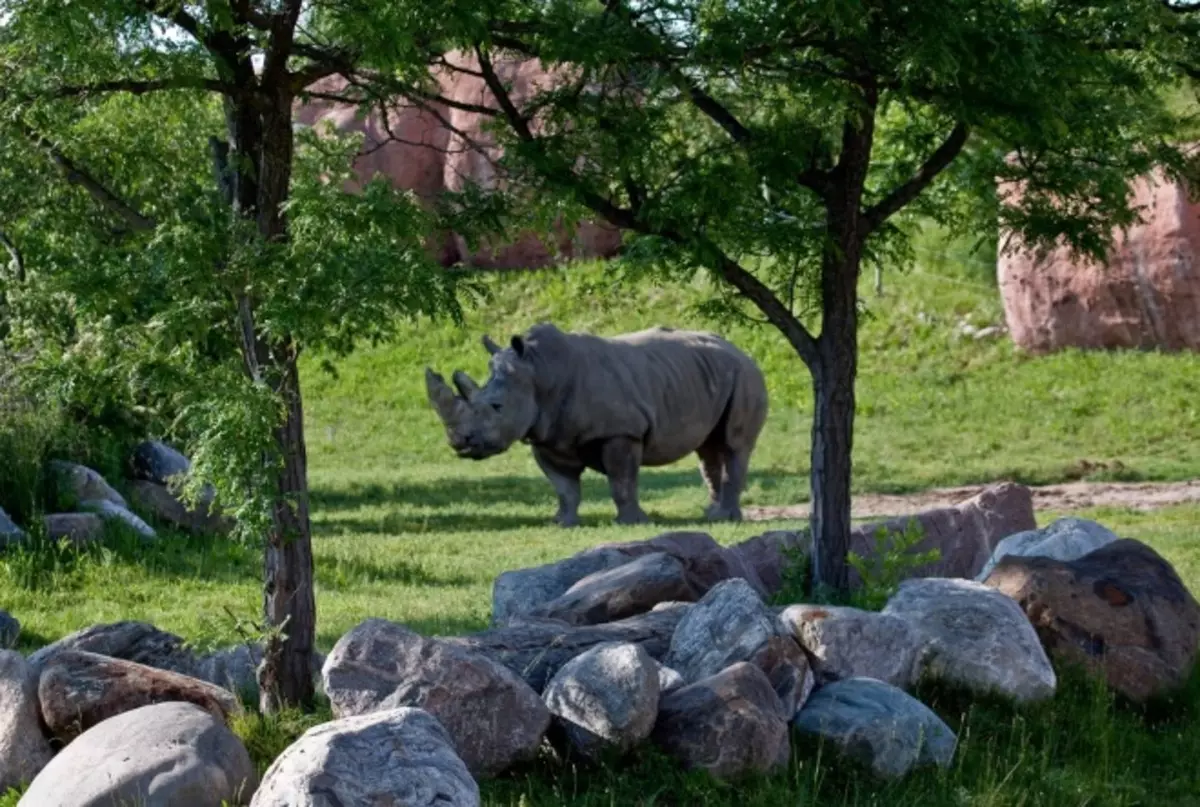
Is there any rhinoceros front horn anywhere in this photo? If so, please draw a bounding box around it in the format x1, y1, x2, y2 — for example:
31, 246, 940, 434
425, 368, 464, 425
452, 370, 481, 401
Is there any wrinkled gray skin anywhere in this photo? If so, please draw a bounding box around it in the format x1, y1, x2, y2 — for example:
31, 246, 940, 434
426, 323, 768, 526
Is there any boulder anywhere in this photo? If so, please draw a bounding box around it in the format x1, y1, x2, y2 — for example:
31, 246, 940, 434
38, 650, 242, 743
28, 621, 197, 674
665, 579, 813, 715
18, 702, 256, 807
656, 662, 685, 695
793, 677, 957, 779
195, 644, 263, 697
984, 539, 1200, 702
78, 498, 156, 539
975, 517, 1120, 582
542, 642, 660, 756
128, 480, 235, 537
249, 708, 479, 807
446, 603, 690, 692
0, 611, 19, 649
0, 506, 25, 547
998, 168, 1200, 353
529, 552, 699, 625
0, 651, 54, 792
652, 662, 790, 779
43, 513, 105, 546
130, 440, 191, 484
849, 482, 1036, 583
883, 578, 1056, 702
492, 546, 637, 625
49, 461, 126, 509
323, 618, 550, 776
724, 530, 810, 597
780, 604, 923, 689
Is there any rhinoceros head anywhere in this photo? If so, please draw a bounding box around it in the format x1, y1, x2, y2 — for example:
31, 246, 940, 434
425, 334, 539, 460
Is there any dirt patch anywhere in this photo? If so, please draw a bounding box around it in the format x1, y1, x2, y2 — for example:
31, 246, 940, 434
745, 479, 1200, 523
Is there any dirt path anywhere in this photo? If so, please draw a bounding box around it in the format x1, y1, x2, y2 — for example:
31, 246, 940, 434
744, 479, 1200, 522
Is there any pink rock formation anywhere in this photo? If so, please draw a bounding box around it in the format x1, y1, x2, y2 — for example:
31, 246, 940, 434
998, 169, 1200, 352
293, 53, 623, 270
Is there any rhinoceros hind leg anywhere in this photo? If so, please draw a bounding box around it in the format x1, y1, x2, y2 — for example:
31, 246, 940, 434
601, 438, 650, 525
704, 446, 747, 522
533, 448, 583, 528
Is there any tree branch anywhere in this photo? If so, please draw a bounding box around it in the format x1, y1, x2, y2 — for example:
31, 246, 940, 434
861, 121, 969, 233
48, 77, 231, 98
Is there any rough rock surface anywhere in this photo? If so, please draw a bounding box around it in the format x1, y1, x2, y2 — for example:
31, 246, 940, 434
542, 642, 659, 755
793, 677, 957, 779
985, 538, 1200, 702
195, 644, 264, 697
665, 579, 813, 714
38, 650, 242, 743
530, 552, 699, 625
249, 708, 479, 807
131, 440, 192, 484
652, 662, 790, 779
657, 662, 685, 695
0, 651, 53, 792
79, 498, 156, 539
323, 618, 550, 776
0, 506, 25, 547
49, 461, 126, 508
43, 513, 105, 546
129, 480, 234, 536
18, 702, 256, 807
28, 620, 197, 673
447, 604, 690, 692
848, 482, 1037, 583
492, 545, 638, 625
0, 611, 19, 649
725, 530, 810, 596
883, 578, 1056, 702
998, 168, 1200, 353
975, 517, 1120, 582
780, 605, 923, 689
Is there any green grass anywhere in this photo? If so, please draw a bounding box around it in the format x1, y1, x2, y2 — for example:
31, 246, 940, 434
3, 249, 1200, 805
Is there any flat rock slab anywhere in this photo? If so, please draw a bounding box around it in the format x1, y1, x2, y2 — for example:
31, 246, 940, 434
79, 499, 156, 539
652, 661, 790, 780
38, 650, 242, 743
445, 604, 690, 693
543, 642, 660, 756
324, 618, 549, 777
128, 480, 234, 536
883, 578, 1056, 703
530, 552, 698, 625
985, 538, 1200, 702
781, 604, 922, 689
794, 677, 957, 779
28, 621, 198, 674
975, 516, 1119, 582
250, 707, 479, 807
19, 701, 256, 807
0, 651, 53, 792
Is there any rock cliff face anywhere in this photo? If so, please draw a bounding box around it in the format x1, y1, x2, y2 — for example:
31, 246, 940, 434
998, 169, 1200, 353
293, 51, 623, 270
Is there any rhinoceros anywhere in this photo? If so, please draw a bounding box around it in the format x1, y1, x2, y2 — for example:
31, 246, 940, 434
425, 323, 768, 526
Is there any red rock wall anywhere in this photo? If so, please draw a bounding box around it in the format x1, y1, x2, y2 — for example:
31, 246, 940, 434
998, 170, 1200, 353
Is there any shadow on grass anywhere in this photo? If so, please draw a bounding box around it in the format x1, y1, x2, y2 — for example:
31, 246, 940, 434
319, 553, 476, 589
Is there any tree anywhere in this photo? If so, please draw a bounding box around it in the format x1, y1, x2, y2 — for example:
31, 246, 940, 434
361, 0, 1200, 592
0, 1, 462, 710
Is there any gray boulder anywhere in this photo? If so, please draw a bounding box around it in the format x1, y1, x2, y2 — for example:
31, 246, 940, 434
793, 677, 957, 779
530, 552, 699, 625
43, 513, 105, 546
38, 650, 242, 743
542, 642, 660, 756
665, 578, 813, 715
250, 708, 479, 807
18, 702, 257, 807
49, 461, 126, 509
0, 651, 53, 792
78, 498, 156, 539
131, 440, 191, 484
493, 546, 638, 625
128, 480, 234, 537
0, 506, 25, 547
975, 517, 1120, 582
883, 578, 1056, 702
324, 618, 550, 776
652, 661, 790, 779
0, 611, 19, 649
28, 620, 197, 673
780, 604, 923, 689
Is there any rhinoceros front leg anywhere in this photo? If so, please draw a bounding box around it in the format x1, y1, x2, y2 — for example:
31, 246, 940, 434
601, 437, 650, 525
533, 448, 583, 527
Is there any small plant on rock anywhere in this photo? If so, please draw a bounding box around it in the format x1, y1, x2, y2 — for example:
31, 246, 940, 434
848, 520, 941, 611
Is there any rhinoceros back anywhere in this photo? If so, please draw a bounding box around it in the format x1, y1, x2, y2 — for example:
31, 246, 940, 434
521, 324, 767, 466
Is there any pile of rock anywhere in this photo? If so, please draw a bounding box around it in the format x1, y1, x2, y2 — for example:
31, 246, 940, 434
0, 440, 233, 549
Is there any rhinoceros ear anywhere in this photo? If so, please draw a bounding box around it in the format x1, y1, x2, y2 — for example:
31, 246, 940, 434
510, 335, 526, 358
452, 369, 481, 401
425, 368, 463, 424
481, 335, 502, 355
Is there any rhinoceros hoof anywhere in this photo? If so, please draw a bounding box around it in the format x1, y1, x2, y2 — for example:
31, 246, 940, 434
615, 509, 651, 526
705, 505, 743, 523
553, 514, 582, 528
